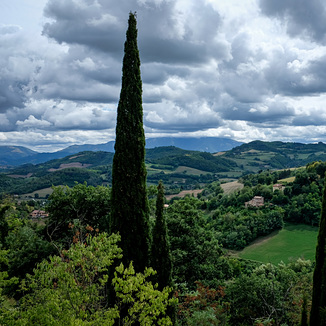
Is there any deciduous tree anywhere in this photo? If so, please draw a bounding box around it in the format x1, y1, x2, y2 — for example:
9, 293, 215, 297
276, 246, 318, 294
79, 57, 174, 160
46, 183, 110, 246
3, 233, 175, 325
166, 197, 224, 288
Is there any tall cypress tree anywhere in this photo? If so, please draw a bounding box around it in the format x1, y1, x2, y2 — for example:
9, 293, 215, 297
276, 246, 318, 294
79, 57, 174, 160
151, 181, 173, 290
310, 178, 326, 325
110, 12, 150, 273
300, 295, 308, 326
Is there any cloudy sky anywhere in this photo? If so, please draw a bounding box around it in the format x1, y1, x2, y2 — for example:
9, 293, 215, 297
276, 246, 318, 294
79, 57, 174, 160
1, 0, 326, 152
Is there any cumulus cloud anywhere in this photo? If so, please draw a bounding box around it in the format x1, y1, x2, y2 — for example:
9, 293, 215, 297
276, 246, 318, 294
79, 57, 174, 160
0, 25, 31, 112
144, 99, 222, 132
2, 0, 326, 149
259, 0, 326, 44
16, 115, 52, 129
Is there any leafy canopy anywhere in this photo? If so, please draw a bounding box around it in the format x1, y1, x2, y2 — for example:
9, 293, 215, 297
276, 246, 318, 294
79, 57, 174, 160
3, 232, 176, 325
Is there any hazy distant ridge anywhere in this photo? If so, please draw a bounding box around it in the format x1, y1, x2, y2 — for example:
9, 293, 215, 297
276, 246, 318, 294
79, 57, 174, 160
0, 137, 243, 166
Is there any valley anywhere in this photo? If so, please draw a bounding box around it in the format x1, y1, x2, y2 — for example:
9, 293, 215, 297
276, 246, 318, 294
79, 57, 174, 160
1, 140, 326, 198
0, 139, 325, 324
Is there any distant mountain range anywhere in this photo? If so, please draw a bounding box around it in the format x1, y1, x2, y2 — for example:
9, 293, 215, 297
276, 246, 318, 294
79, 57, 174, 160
2, 139, 326, 195
0, 137, 243, 167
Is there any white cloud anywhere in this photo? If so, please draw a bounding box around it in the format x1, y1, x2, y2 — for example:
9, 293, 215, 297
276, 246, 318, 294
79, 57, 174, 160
1, 0, 326, 150
16, 115, 52, 129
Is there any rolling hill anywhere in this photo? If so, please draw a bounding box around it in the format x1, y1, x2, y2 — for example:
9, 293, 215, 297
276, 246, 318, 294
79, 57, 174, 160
0, 147, 237, 195
221, 140, 326, 174
1, 140, 326, 196
0, 137, 243, 167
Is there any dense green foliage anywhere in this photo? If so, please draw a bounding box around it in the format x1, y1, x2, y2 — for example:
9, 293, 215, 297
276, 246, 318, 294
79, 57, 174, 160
1, 233, 175, 325
176, 282, 230, 325
226, 261, 312, 325
0, 206, 9, 245
0, 167, 319, 325
46, 183, 110, 246
0, 167, 105, 195
241, 168, 323, 226
0, 202, 54, 299
147, 147, 237, 172
6, 224, 53, 283
165, 197, 227, 288
212, 207, 284, 250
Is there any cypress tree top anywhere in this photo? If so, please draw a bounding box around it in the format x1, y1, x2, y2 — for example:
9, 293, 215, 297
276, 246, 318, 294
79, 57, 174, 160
110, 12, 150, 273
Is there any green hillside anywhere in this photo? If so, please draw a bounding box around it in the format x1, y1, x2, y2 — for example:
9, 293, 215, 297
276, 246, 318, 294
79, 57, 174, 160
1, 140, 326, 196
222, 140, 326, 173
0, 147, 239, 195
238, 224, 318, 265
1, 143, 323, 325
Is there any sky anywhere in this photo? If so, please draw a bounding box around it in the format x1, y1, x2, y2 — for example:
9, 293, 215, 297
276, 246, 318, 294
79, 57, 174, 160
1, 0, 326, 152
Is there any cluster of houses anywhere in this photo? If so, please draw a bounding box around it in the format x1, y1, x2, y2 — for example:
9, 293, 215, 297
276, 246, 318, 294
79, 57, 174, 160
29, 184, 285, 215
245, 183, 285, 208
245, 196, 264, 208
30, 210, 49, 219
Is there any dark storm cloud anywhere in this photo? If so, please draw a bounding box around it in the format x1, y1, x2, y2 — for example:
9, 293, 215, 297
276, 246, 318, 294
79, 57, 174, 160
43, 1, 124, 57
138, 1, 226, 64
259, 0, 326, 43
0, 26, 26, 112
39, 0, 229, 135
43, 0, 224, 64
37, 0, 226, 114
144, 99, 223, 133
0, 80, 27, 112
223, 33, 254, 70
141, 63, 190, 86
222, 71, 268, 103
28, 43, 122, 105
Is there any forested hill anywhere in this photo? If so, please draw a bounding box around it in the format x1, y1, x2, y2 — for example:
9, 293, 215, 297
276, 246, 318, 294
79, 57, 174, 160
1, 140, 326, 195
0, 147, 237, 195
0, 137, 242, 166
228, 140, 326, 155
222, 140, 326, 173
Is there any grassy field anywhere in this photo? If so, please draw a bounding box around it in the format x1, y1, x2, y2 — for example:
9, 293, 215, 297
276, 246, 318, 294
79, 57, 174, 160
278, 176, 295, 183
20, 187, 54, 199
221, 181, 244, 194
238, 224, 318, 265
147, 165, 209, 176
174, 166, 209, 175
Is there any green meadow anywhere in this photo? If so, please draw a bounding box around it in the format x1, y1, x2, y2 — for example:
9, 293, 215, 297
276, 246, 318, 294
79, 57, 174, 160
238, 224, 319, 265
